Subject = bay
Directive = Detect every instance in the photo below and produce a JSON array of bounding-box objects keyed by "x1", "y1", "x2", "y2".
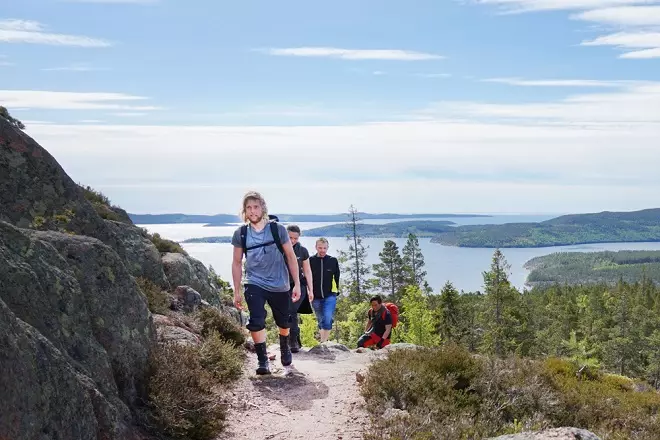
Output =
[{"x1": 139, "y1": 215, "x2": 660, "y2": 293}]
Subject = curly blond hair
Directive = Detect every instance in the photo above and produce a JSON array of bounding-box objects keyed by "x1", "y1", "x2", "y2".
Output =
[{"x1": 239, "y1": 191, "x2": 269, "y2": 223}]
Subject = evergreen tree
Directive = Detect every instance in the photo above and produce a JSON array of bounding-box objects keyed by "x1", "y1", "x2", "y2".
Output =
[
  {"x1": 340, "y1": 205, "x2": 370, "y2": 303},
  {"x1": 402, "y1": 233, "x2": 427, "y2": 288},
  {"x1": 481, "y1": 249, "x2": 521, "y2": 357},
  {"x1": 400, "y1": 285, "x2": 440, "y2": 347},
  {"x1": 372, "y1": 240, "x2": 406, "y2": 301},
  {"x1": 438, "y1": 281, "x2": 460, "y2": 344}
]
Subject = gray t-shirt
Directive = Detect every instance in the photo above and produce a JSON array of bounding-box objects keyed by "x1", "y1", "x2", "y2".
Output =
[{"x1": 232, "y1": 222, "x2": 291, "y2": 293}]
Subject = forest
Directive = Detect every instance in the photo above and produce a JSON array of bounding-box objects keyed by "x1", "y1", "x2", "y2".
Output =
[
  {"x1": 525, "y1": 250, "x2": 660, "y2": 287},
  {"x1": 431, "y1": 208, "x2": 660, "y2": 247}
]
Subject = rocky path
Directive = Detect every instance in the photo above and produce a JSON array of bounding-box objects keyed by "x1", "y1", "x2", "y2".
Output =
[{"x1": 223, "y1": 343, "x2": 375, "y2": 440}]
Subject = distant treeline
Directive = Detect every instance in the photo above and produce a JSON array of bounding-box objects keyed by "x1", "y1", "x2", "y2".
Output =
[
  {"x1": 129, "y1": 212, "x2": 489, "y2": 225},
  {"x1": 431, "y1": 208, "x2": 660, "y2": 247},
  {"x1": 525, "y1": 250, "x2": 660, "y2": 288}
]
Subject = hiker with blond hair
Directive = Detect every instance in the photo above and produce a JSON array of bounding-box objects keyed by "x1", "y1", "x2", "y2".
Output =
[
  {"x1": 309, "y1": 237, "x2": 340, "y2": 343},
  {"x1": 231, "y1": 191, "x2": 301, "y2": 375}
]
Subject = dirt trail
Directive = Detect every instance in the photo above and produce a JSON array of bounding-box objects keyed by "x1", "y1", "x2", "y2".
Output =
[{"x1": 224, "y1": 343, "x2": 377, "y2": 440}]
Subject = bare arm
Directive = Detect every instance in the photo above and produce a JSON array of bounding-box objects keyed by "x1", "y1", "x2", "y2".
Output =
[
  {"x1": 382, "y1": 324, "x2": 392, "y2": 340},
  {"x1": 232, "y1": 247, "x2": 244, "y2": 309},
  {"x1": 302, "y1": 259, "x2": 313, "y2": 297}
]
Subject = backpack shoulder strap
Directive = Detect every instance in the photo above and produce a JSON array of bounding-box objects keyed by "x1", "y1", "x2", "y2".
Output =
[
  {"x1": 269, "y1": 221, "x2": 285, "y2": 255},
  {"x1": 240, "y1": 224, "x2": 248, "y2": 257}
]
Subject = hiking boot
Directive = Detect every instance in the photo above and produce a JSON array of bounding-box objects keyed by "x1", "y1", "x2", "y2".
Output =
[
  {"x1": 280, "y1": 334, "x2": 292, "y2": 367},
  {"x1": 289, "y1": 330, "x2": 300, "y2": 353},
  {"x1": 254, "y1": 342, "x2": 271, "y2": 375}
]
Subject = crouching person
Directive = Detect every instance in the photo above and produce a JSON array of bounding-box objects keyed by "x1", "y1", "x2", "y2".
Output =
[{"x1": 357, "y1": 295, "x2": 392, "y2": 349}]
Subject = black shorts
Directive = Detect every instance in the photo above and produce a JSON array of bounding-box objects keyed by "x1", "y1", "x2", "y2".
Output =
[{"x1": 244, "y1": 284, "x2": 292, "y2": 332}]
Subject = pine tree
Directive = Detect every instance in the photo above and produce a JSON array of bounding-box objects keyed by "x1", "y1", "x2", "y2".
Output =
[
  {"x1": 372, "y1": 240, "x2": 406, "y2": 301},
  {"x1": 402, "y1": 233, "x2": 427, "y2": 288},
  {"x1": 340, "y1": 205, "x2": 370, "y2": 303},
  {"x1": 481, "y1": 249, "x2": 521, "y2": 357},
  {"x1": 438, "y1": 281, "x2": 460, "y2": 344}
]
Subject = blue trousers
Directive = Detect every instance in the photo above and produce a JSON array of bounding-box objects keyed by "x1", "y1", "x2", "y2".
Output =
[{"x1": 312, "y1": 294, "x2": 337, "y2": 331}]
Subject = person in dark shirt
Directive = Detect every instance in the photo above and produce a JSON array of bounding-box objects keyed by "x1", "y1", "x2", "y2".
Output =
[
  {"x1": 357, "y1": 295, "x2": 392, "y2": 349},
  {"x1": 309, "y1": 238, "x2": 340, "y2": 343},
  {"x1": 286, "y1": 224, "x2": 314, "y2": 353}
]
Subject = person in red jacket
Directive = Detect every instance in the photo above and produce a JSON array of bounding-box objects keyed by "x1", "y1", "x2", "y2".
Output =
[{"x1": 357, "y1": 295, "x2": 392, "y2": 349}]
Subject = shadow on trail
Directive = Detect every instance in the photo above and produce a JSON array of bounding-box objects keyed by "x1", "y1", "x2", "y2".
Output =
[{"x1": 251, "y1": 374, "x2": 330, "y2": 411}]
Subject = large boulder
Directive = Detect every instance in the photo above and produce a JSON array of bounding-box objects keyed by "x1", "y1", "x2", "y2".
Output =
[
  {"x1": 488, "y1": 427, "x2": 602, "y2": 440},
  {"x1": 0, "y1": 220, "x2": 154, "y2": 439},
  {"x1": 101, "y1": 219, "x2": 168, "y2": 288},
  {"x1": 0, "y1": 119, "x2": 166, "y2": 287},
  {"x1": 162, "y1": 252, "x2": 218, "y2": 304}
]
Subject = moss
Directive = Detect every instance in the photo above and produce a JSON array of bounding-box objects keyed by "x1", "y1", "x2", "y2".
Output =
[{"x1": 147, "y1": 232, "x2": 188, "y2": 255}]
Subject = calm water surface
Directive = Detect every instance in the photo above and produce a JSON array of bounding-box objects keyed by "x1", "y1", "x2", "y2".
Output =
[{"x1": 139, "y1": 215, "x2": 660, "y2": 293}]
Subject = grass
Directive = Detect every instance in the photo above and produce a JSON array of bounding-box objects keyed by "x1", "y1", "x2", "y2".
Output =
[{"x1": 360, "y1": 344, "x2": 660, "y2": 440}]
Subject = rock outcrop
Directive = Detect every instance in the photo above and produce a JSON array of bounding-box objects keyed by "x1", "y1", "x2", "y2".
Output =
[
  {"x1": 487, "y1": 427, "x2": 602, "y2": 440},
  {"x1": 0, "y1": 221, "x2": 153, "y2": 439},
  {"x1": 0, "y1": 120, "x2": 167, "y2": 287},
  {"x1": 162, "y1": 252, "x2": 218, "y2": 304}
]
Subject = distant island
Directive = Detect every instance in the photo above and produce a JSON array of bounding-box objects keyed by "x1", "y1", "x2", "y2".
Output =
[
  {"x1": 178, "y1": 209, "x2": 660, "y2": 247},
  {"x1": 303, "y1": 220, "x2": 455, "y2": 237},
  {"x1": 181, "y1": 236, "x2": 233, "y2": 244},
  {"x1": 430, "y1": 208, "x2": 660, "y2": 248},
  {"x1": 524, "y1": 250, "x2": 660, "y2": 288},
  {"x1": 129, "y1": 212, "x2": 491, "y2": 225}
]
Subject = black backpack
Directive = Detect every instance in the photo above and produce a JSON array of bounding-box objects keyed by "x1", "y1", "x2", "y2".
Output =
[{"x1": 239, "y1": 215, "x2": 285, "y2": 257}]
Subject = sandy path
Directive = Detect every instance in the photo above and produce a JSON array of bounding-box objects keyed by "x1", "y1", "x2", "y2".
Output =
[{"x1": 223, "y1": 344, "x2": 375, "y2": 440}]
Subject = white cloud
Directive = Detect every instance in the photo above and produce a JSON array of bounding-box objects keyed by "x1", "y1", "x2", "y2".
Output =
[
  {"x1": 112, "y1": 112, "x2": 147, "y2": 117},
  {"x1": 42, "y1": 63, "x2": 107, "y2": 71},
  {"x1": 23, "y1": 82, "x2": 660, "y2": 214},
  {"x1": 79, "y1": 119, "x2": 105, "y2": 123},
  {"x1": 482, "y1": 77, "x2": 628, "y2": 87},
  {"x1": 573, "y1": 6, "x2": 660, "y2": 26},
  {"x1": 261, "y1": 47, "x2": 443, "y2": 61},
  {"x1": 423, "y1": 81, "x2": 660, "y2": 125},
  {"x1": 475, "y1": 0, "x2": 660, "y2": 13},
  {"x1": 0, "y1": 19, "x2": 111, "y2": 47},
  {"x1": 473, "y1": 1, "x2": 660, "y2": 59},
  {"x1": 0, "y1": 90, "x2": 161, "y2": 111},
  {"x1": 582, "y1": 32, "x2": 660, "y2": 58}
]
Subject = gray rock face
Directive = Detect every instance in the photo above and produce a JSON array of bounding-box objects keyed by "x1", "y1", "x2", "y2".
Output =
[
  {"x1": 162, "y1": 252, "x2": 218, "y2": 304},
  {"x1": 488, "y1": 427, "x2": 602, "y2": 440},
  {"x1": 0, "y1": 221, "x2": 154, "y2": 439},
  {"x1": 102, "y1": 219, "x2": 169, "y2": 288},
  {"x1": 0, "y1": 119, "x2": 167, "y2": 287},
  {"x1": 154, "y1": 314, "x2": 202, "y2": 346},
  {"x1": 172, "y1": 285, "x2": 202, "y2": 312}
]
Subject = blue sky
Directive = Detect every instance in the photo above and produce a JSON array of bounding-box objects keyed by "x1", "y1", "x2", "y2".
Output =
[{"x1": 2, "y1": 0, "x2": 660, "y2": 214}]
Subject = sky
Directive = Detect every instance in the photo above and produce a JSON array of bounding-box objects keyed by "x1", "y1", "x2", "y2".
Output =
[{"x1": 1, "y1": 0, "x2": 660, "y2": 215}]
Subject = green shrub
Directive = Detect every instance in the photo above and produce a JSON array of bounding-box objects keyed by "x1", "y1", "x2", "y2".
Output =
[
  {"x1": 360, "y1": 346, "x2": 660, "y2": 440},
  {"x1": 136, "y1": 277, "x2": 170, "y2": 315},
  {"x1": 196, "y1": 307, "x2": 246, "y2": 347},
  {"x1": 148, "y1": 231, "x2": 188, "y2": 255},
  {"x1": 78, "y1": 184, "x2": 123, "y2": 221},
  {"x1": 142, "y1": 342, "x2": 226, "y2": 440},
  {"x1": 199, "y1": 331, "x2": 245, "y2": 383}
]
